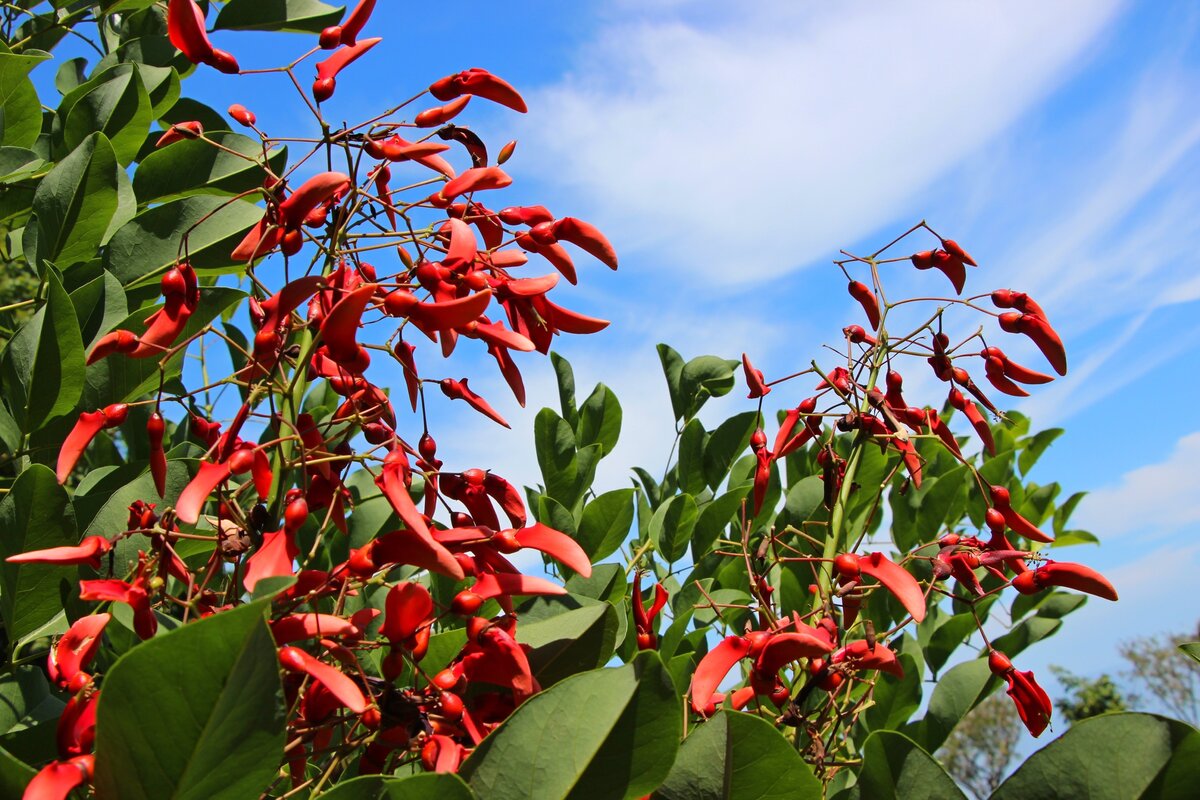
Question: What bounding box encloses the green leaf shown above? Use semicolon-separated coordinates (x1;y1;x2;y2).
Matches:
862;654;923;732
677;418;708;496
1054;491;1086;536
0;146;44;183
910;657;991;751
534;408;578;504
679;355;738;420
459;651;680;800
33;132;132;269
549;351;579;429
77;460;193;569
703;410;758;490
650;493;699;564
93;600;286;800
516;596;620;686
0;743;35;797
61;64;152;165
0;44;51;148
992;713;1200;800
1179;642;1200;665
778;475;823;528
134;133;286;203
856;731;966;800
1053;529;1100;547
657;343;686;421
0;465;78;642
0;269;85;432
215;0;345;33
70;269;129;349
536;494;578;540
577;383;622;457
656;711;822;800
103;197;264;286
316;773;477;800
691;486;748;558
577;488;634;562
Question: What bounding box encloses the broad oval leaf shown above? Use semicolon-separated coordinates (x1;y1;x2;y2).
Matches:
215;0;344;33
33;132;133;269
577;488;634;561
992;713;1200;800
317;773;477;800
0;45;52;148
134;133;286;203
577;383;622;457
94;600;286;800
459;650;681;800
650;492;698;564
103;197;264;286
856;730;966;800
0;465;78;642
0;269;85;433
656;711;822;800
61;64;152;165
516;596;620;686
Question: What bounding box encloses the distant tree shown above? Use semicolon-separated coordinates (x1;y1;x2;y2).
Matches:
1119;625;1200;726
939;694;1024;799
1050;667;1129;723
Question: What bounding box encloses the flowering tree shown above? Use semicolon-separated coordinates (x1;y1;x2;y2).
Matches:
1;2;1197;799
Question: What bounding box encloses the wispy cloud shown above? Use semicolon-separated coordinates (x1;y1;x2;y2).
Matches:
1073;430;1200;540
518;0;1125;284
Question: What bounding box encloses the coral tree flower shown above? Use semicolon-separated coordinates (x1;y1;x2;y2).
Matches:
989;650;1052;736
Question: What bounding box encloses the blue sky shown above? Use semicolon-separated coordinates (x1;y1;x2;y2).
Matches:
51;1;1200;710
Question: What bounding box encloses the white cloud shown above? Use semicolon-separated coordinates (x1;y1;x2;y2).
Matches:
1073;431;1200;539
519;0;1125;283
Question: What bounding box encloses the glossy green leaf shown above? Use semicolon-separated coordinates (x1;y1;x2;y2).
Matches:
992;713;1200;800
577;488;635;561
0;743;35;797
577;383;622;457
1179;642;1200;665
0;465;78;642
134;133;286;203
656;711;821;800
61;64;152;165
690;485;748;558
70;269;128;349
862;654;923;732
460;651;681;800
215;0;345;33
0;44;51;148
657;343;686;421
910;657;992;751
103;197;264;286
33;132;133;269
0;269;85;432
703;410;758;490
677;418;708;495
550;351;579;429
650;492;698;564
679;355;738;420
535;407;578;504
516;596;620;686
94;599;286;800
0;146;44;183
316;773;476;800
856;731;965;800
